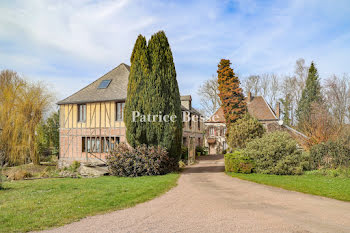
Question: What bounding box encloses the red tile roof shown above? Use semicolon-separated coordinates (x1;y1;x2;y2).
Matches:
206;107;226;123
246;96;277;121
206;96;277;123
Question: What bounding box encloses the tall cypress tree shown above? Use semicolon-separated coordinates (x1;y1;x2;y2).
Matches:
146;31;182;160
124;35;149;147
296;61;322;127
217;59;246;126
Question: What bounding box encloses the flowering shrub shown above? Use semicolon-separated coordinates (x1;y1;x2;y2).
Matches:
106;143;177;177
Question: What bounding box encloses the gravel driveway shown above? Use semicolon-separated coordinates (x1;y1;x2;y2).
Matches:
40;155;350;233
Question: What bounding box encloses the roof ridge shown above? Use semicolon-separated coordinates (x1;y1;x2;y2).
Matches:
261;96;277;119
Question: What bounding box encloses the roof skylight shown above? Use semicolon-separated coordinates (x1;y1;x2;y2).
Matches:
98;80;111;89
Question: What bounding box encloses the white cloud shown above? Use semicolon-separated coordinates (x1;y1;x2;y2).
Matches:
0;0;349;109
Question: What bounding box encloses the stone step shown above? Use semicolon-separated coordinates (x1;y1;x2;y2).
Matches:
78;164;109;177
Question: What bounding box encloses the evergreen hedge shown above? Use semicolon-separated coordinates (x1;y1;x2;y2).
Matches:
225;151;255;174
242;132;310;175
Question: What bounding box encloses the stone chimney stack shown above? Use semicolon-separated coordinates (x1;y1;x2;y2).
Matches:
275;102;280;119
180;95;192;110
247;92;252;102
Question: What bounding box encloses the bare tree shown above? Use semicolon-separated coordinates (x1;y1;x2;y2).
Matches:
301;102;340;148
281;75;299;125
267;73;280;109
324;74;350;125
245;73;280;108
294;58;308;103
243;75;260;96
260;73;269;98
197;75;221;117
240;58;307;125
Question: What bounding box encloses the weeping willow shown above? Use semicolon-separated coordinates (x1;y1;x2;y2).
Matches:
0;70;51;165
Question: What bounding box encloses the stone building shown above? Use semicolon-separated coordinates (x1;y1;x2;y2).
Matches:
204;92;281;155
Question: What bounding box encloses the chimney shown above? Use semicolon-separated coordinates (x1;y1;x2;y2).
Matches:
247;92;252;102
275;102;280;119
180;95;192;110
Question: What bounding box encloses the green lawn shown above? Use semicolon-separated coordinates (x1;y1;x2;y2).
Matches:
228;172;350;202
0;174;179;233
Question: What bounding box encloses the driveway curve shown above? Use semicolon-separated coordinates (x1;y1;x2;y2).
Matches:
41;155;350;233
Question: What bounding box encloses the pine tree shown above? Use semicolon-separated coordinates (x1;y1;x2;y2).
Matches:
146;31;182;160
124;35;149;147
296;62;322;128
217;59;246;126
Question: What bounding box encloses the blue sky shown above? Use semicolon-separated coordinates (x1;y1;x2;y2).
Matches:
1;0;350;108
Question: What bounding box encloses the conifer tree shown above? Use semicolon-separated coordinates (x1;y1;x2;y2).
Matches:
146;31;182;160
281;94;292;126
124;35;149;147
296;62;322;128
217;59;246;126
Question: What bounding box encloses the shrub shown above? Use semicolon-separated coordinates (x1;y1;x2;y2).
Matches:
178;160;186;169
225;151;255;174
305;167;350;178
181;146;188;160
195;146;204;155
228;114;265;149
203;147;209;155
310;139;350;169
299;102;340;148
70;161;81;172
7;169;32;180
242;132;308;175
106;143;176;177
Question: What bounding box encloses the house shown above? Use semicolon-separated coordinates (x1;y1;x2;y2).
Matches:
57;63;203;167
204;92;281;155
181;95;204;148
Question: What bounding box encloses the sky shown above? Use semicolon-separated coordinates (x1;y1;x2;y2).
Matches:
1;0;350;109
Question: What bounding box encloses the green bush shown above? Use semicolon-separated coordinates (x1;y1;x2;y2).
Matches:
242;132;308;175
228;114;265;149
305;167;350;178
310;139;350;169
70;161;81;172
195;146;204;155
181;146;188;160
203;147;209;155
225;151;255;174
106;143;177;177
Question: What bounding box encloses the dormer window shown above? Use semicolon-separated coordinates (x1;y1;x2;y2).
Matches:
98;80;111;89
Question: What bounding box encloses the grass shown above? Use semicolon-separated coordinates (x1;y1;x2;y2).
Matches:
0;173;179;232
228;172;350;202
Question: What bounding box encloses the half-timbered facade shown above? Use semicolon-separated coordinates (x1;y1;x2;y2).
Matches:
58;63;203;167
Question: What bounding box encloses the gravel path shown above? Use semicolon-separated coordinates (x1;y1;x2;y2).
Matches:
40;155;350;233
